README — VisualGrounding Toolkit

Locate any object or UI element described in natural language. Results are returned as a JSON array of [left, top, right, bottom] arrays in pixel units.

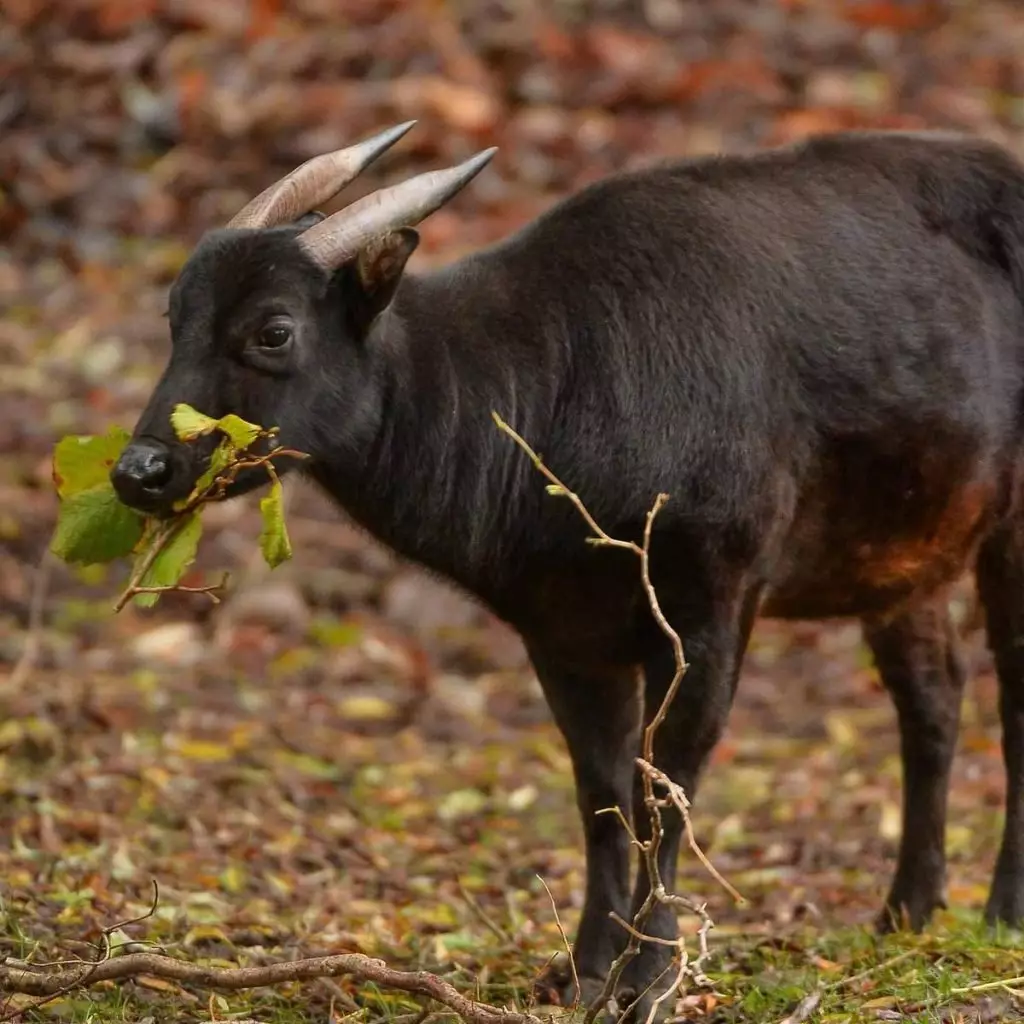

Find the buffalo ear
[[354, 228, 420, 319]]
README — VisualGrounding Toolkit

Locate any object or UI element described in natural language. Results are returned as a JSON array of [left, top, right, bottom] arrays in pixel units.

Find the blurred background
[[2, 0, 1024, 998]]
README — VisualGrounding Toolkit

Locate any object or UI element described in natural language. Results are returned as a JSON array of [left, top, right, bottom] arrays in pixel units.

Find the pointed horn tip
[[373, 120, 418, 146], [454, 146, 499, 180], [343, 120, 419, 167]]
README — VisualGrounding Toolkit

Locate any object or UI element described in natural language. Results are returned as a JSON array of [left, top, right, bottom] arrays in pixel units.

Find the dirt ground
[[3, 2, 1024, 1021]]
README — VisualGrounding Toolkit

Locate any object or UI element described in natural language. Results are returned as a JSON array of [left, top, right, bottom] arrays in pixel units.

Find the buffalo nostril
[[111, 444, 174, 507], [136, 449, 172, 488]]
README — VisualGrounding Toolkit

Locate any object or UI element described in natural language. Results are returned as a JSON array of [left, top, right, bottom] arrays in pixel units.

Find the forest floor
[[3, 2, 1024, 1021]]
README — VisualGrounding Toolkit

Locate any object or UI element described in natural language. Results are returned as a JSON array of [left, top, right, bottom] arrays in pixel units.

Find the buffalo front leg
[[615, 585, 760, 1022], [527, 648, 644, 1006], [862, 598, 966, 932], [977, 525, 1024, 926]]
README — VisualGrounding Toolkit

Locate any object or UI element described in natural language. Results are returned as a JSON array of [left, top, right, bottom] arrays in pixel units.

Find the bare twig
[[606, 917, 684, 949], [0, 880, 536, 1024], [493, 411, 740, 1024], [126, 573, 230, 605], [459, 883, 511, 944], [823, 949, 919, 994], [949, 974, 1024, 996], [6, 549, 54, 690], [643, 957, 689, 1024], [185, 446, 308, 512], [0, 951, 541, 1024], [638, 761, 744, 905], [537, 874, 580, 1009], [491, 413, 636, 555], [112, 517, 180, 612], [1, 881, 160, 1022]]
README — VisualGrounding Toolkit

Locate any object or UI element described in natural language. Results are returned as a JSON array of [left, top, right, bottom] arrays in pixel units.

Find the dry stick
[[459, 882, 511, 945], [949, 974, 1024, 996], [823, 949, 920, 994], [0, 881, 160, 1023], [618, 960, 678, 1024], [536, 874, 580, 1010], [638, 761, 744, 905], [0, 879, 535, 1024], [606, 917, 685, 949], [492, 413, 666, 1019], [127, 575, 230, 604], [0, 952, 542, 1024], [644, 958, 690, 1024], [492, 413, 741, 1023], [772, 946, 925, 1021], [112, 515, 190, 612]]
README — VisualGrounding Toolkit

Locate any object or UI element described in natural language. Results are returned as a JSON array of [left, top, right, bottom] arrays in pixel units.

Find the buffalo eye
[[256, 318, 294, 350]]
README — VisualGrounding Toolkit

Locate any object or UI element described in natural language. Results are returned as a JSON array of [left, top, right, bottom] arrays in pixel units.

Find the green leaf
[[170, 404, 262, 452], [185, 442, 235, 503], [258, 479, 292, 568], [52, 425, 132, 499], [170, 404, 220, 441], [131, 513, 203, 607], [50, 485, 145, 564], [215, 413, 262, 451]]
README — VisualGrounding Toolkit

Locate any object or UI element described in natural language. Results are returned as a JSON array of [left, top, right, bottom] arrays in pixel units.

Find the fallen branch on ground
[[1, 882, 161, 1022], [0, 879, 541, 1024], [0, 952, 542, 1024], [7, 415, 736, 1024]]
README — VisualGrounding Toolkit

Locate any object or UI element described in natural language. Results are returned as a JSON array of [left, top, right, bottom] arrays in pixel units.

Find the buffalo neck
[[307, 255, 562, 600]]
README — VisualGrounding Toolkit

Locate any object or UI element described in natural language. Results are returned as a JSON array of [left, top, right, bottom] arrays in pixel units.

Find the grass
[[4, 905, 1022, 1023], [713, 912, 1023, 1022]]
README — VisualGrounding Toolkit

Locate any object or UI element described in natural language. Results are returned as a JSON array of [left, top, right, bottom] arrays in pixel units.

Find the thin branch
[[0, 881, 160, 1022], [0, 951, 541, 1024], [493, 410, 746, 1024], [491, 413, 637, 554], [459, 883, 511, 945], [636, 494, 688, 757], [823, 949, 919, 994], [617, 960, 677, 1024], [126, 574, 230, 605], [637, 760, 744, 905], [537, 874, 580, 1010], [594, 805, 641, 848], [606, 916, 684, 949], [644, 957, 689, 1024], [112, 517, 185, 612], [492, 411, 735, 1024], [948, 974, 1024, 996]]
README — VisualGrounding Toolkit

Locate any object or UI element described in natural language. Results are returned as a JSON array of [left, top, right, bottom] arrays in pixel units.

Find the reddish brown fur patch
[[856, 482, 992, 589], [765, 478, 996, 622]]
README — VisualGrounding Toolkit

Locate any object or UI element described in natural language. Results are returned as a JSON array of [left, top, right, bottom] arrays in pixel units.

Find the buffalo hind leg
[[977, 525, 1024, 926], [527, 649, 644, 1007], [615, 585, 761, 1022], [862, 598, 966, 932]]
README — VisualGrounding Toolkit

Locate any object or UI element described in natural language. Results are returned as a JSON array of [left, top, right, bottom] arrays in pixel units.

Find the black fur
[[113, 129, 1024, 1018]]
